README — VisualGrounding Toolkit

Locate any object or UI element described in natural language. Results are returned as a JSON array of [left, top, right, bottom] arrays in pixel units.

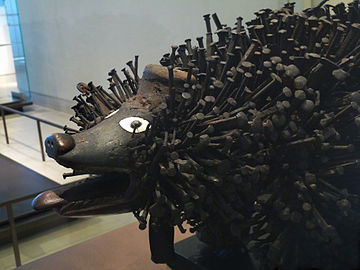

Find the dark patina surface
[[33, 2, 360, 269]]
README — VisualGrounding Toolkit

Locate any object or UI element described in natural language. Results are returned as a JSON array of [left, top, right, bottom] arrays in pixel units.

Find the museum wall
[[17, 0, 304, 112], [312, 0, 351, 6]]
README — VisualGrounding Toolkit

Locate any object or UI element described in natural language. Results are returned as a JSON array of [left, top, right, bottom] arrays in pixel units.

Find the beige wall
[[17, 0, 304, 112], [308, 0, 352, 8], [327, 0, 352, 4]]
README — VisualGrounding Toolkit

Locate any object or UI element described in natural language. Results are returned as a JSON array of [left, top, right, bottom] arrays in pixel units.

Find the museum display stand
[[0, 154, 59, 267], [15, 221, 192, 270], [14, 220, 259, 270]]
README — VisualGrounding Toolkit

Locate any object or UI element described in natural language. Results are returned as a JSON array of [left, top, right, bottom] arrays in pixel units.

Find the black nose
[[45, 133, 75, 158]]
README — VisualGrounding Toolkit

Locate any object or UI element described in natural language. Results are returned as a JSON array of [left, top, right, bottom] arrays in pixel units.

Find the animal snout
[[45, 133, 75, 158]]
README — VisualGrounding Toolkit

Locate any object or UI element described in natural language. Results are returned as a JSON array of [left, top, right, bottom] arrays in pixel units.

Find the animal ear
[[137, 64, 195, 96]]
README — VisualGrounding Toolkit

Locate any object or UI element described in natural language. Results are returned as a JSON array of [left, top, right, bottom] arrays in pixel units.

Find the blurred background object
[[0, 0, 31, 106]]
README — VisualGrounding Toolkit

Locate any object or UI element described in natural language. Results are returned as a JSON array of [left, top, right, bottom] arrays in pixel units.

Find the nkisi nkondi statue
[[33, 2, 360, 269]]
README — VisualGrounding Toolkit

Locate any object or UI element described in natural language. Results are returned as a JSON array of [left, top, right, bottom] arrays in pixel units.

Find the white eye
[[119, 116, 150, 134], [105, 109, 120, 119]]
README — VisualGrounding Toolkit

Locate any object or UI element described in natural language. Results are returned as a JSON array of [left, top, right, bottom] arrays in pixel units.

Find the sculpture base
[[173, 235, 257, 270]]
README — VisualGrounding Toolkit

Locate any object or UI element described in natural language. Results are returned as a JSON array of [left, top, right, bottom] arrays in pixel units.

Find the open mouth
[[32, 172, 139, 217]]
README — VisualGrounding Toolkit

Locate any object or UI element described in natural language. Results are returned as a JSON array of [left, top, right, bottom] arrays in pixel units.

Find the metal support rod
[[7, 204, 21, 267], [36, 120, 45, 162], [0, 105, 64, 129], [1, 109, 9, 144]]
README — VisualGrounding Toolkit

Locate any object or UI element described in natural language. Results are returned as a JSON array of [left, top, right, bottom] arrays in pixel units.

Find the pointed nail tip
[[32, 191, 65, 211]]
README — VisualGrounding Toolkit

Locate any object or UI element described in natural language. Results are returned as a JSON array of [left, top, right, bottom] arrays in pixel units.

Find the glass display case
[[0, 0, 31, 105]]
